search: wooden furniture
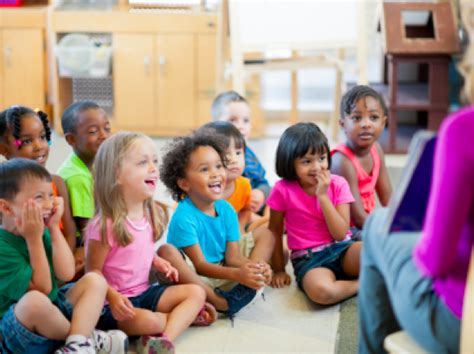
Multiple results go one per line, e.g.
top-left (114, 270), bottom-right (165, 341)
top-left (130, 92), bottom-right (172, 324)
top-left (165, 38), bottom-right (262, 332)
top-left (380, 1), bottom-right (460, 153)
top-left (0, 4), bottom-right (49, 112)
top-left (384, 246), bottom-right (474, 353)
top-left (219, 0), bottom-right (369, 140)
top-left (51, 7), bottom-right (217, 136)
top-left (385, 54), bottom-right (450, 153)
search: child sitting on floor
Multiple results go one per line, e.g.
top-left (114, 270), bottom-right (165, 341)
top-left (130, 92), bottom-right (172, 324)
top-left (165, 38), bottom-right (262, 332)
top-left (330, 85), bottom-right (392, 239)
top-left (0, 158), bottom-right (127, 354)
top-left (86, 132), bottom-right (212, 354)
top-left (157, 131), bottom-right (272, 322)
top-left (212, 91), bottom-right (270, 214)
top-left (0, 106), bottom-right (79, 273)
top-left (268, 123), bottom-right (361, 305)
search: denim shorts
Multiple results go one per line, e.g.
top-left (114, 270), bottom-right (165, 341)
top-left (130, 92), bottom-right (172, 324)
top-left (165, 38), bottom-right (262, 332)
top-left (97, 283), bottom-right (169, 330)
top-left (291, 241), bottom-right (354, 290)
top-left (0, 284), bottom-right (75, 354)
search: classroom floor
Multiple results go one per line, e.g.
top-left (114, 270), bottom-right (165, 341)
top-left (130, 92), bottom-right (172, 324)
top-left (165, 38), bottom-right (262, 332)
top-left (46, 123), bottom-right (406, 354)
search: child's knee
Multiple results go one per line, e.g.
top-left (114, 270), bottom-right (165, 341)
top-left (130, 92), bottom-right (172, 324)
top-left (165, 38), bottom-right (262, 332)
top-left (185, 284), bottom-right (206, 303)
top-left (157, 244), bottom-right (180, 260)
top-left (15, 291), bottom-right (54, 320)
top-left (306, 283), bottom-right (336, 305)
top-left (79, 271), bottom-right (108, 294)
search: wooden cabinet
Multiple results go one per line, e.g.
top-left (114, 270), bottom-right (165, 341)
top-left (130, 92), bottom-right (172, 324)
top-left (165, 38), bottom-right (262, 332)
top-left (52, 9), bottom-right (217, 136)
top-left (0, 8), bottom-right (47, 111)
top-left (114, 33), bottom-right (197, 131)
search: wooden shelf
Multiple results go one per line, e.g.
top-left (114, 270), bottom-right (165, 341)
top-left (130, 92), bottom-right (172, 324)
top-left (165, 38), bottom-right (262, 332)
top-left (371, 83), bottom-right (430, 110)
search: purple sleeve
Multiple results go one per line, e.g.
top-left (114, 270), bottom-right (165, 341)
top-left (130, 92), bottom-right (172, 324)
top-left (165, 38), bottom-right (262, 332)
top-left (267, 180), bottom-right (286, 212)
top-left (414, 109), bottom-right (474, 276)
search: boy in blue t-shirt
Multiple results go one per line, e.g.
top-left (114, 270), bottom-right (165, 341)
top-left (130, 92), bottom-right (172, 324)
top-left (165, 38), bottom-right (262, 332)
top-left (0, 159), bottom-right (127, 354)
top-left (158, 132), bottom-right (273, 321)
top-left (211, 91), bottom-right (270, 214)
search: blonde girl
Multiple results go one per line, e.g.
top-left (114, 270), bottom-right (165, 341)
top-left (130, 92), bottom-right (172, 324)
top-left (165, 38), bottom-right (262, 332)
top-left (85, 132), bottom-right (210, 353)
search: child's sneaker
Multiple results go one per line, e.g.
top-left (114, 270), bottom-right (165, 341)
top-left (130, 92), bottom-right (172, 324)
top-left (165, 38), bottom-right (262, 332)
top-left (92, 329), bottom-right (129, 354)
top-left (215, 284), bottom-right (263, 320)
top-left (136, 334), bottom-right (175, 354)
top-left (55, 339), bottom-right (95, 353)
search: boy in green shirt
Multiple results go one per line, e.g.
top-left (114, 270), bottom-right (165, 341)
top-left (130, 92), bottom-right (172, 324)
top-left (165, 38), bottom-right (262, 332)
top-left (0, 158), bottom-right (127, 353)
top-left (58, 101), bottom-right (111, 241)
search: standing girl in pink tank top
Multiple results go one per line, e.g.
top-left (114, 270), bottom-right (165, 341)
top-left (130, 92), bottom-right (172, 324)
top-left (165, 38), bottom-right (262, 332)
top-left (331, 86), bottom-right (392, 239)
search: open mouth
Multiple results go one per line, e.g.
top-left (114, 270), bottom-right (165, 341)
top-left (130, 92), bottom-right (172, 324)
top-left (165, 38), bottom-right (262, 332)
top-left (208, 181), bottom-right (222, 194)
top-left (42, 214), bottom-right (51, 224)
top-left (145, 178), bottom-right (157, 188)
top-left (34, 155), bottom-right (47, 164)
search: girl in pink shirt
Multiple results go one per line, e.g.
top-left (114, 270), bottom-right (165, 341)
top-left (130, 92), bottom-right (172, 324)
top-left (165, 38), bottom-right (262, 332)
top-left (331, 85), bottom-right (392, 238)
top-left (268, 122), bottom-right (361, 305)
top-left (85, 132), bottom-right (215, 353)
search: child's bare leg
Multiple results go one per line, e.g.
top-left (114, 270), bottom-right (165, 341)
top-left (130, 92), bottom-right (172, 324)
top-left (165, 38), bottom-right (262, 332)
top-left (155, 284), bottom-right (205, 340)
top-left (118, 308), bottom-right (167, 336)
top-left (66, 272), bottom-right (108, 336)
top-left (249, 223), bottom-right (275, 263)
top-left (342, 242), bottom-right (362, 277)
top-left (14, 290), bottom-right (70, 340)
top-left (302, 268), bottom-right (358, 305)
top-left (157, 244), bottom-right (228, 311)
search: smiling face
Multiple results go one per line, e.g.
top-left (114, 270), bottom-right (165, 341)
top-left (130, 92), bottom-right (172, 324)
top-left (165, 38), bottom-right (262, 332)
top-left (68, 108), bottom-right (111, 164)
top-left (2, 114), bottom-right (49, 167)
top-left (220, 102), bottom-right (252, 140)
top-left (340, 96), bottom-right (387, 150)
top-left (294, 148), bottom-right (329, 190)
top-left (116, 137), bottom-right (159, 204)
top-left (1, 177), bottom-right (54, 229)
top-left (178, 145), bottom-right (227, 212)
top-left (225, 137), bottom-right (245, 183)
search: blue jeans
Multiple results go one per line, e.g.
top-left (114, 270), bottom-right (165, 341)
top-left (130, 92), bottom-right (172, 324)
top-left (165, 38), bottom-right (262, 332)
top-left (291, 240), bottom-right (353, 290)
top-left (0, 285), bottom-right (74, 354)
top-left (358, 208), bottom-right (460, 354)
top-left (97, 283), bottom-right (168, 330)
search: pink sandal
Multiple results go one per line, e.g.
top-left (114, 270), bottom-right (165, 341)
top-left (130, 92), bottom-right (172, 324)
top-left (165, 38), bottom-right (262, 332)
top-left (192, 302), bottom-right (217, 326)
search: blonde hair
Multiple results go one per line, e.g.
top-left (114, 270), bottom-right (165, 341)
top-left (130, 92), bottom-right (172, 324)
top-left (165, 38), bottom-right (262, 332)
top-left (93, 132), bottom-right (165, 247)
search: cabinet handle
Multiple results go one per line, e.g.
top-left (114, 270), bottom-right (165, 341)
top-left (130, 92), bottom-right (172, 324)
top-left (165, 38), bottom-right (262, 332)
top-left (144, 55), bottom-right (151, 76)
top-left (159, 55), bottom-right (167, 76)
top-left (4, 47), bottom-right (12, 67)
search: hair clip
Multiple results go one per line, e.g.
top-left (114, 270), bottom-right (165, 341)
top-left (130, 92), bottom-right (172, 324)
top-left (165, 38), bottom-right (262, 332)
top-left (48, 140), bottom-right (52, 146)
top-left (14, 139), bottom-right (22, 147)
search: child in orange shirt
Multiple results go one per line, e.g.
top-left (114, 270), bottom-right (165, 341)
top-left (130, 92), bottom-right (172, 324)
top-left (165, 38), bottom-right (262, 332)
top-left (199, 122), bottom-right (272, 240)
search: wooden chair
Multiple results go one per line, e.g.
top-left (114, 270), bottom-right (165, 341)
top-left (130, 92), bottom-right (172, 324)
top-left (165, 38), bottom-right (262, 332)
top-left (384, 246), bottom-right (474, 353)
top-left (216, 0), bottom-right (369, 141)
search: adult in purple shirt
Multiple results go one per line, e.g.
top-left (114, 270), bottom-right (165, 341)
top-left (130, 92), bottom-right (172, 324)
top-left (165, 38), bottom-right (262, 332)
top-left (358, 106), bottom-right (474, 354)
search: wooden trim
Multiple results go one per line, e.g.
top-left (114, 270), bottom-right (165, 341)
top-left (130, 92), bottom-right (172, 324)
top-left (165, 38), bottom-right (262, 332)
top-left (0, 7), bottom-right (47, 29)
top-left (52, 10), bottom-right (217, 34)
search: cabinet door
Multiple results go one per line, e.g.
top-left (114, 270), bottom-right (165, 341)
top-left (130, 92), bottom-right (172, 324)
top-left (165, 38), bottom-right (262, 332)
top-left (0, 30), bottom-right (3, 108)
top-left (114, 34), bottom-right (155, 129)
top-left (3, 29), bottom-right (45, 110)
top-left (156, 34), bottom-right (195, 129)
top-left (197, 34), bottom-right (216, 126)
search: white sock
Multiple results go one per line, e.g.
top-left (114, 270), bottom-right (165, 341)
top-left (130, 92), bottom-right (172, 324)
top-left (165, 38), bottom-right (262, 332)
top-left (66, 334), bottom-right (88, 344)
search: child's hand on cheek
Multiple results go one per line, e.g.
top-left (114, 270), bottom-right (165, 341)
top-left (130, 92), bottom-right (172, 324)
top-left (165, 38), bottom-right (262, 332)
top-left (315, 170), bottom-right (330, 197)
top-left (16, 199), bottom-right (44, 241)
top-left (47, 197), bottom-right (64, 229)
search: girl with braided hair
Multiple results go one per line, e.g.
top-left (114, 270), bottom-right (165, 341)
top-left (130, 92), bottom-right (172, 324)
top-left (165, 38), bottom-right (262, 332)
top-left (0, 105), bottom-right (80, 274)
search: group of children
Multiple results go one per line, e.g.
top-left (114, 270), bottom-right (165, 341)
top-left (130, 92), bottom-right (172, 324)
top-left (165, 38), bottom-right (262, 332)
top-left (0, 84), bottom-right (392, 353)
